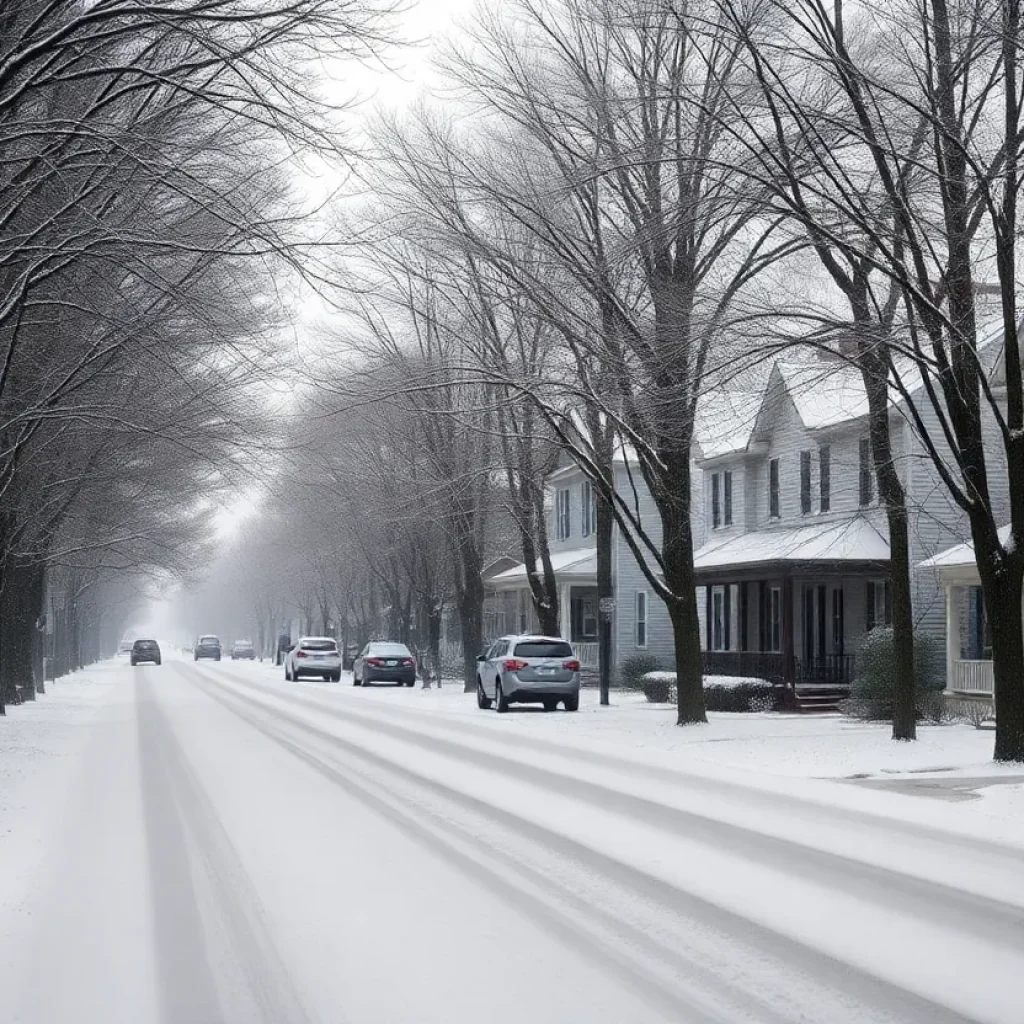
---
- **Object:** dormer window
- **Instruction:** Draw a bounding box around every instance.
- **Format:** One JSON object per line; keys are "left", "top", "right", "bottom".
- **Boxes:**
{"left": 556, "top": 488, "right": 571, "bottom": 539}
{"left": 711, "top": 470, "right": 733, "bottom": 529}
{"left": 800, "top": 451, "right": 812, "bottom": 515}
{"left": 581, "top": 480, "right": 595, "bottom": 537}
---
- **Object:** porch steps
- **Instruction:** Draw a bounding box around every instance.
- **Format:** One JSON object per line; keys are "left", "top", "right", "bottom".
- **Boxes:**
{"left": 792, "top": 685, "right": 849, "bottom": 713}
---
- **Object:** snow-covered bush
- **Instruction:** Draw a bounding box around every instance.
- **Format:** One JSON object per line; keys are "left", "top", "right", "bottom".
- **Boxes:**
{"left": 949, "top": 697, "right": 994, "bottom": 729}
{"left": 620, "top": 653, "right": 662, "bottom": 691}
{"left": 844, "top": 627, "right": 945, "bottom": 722}
{"left": 637, "top": 672, "right": 780, "bottom": 710}
{"left": 703, "top": 678, "right": 778, "bottom": 712}
{"left": 638, "top": 670, "right": 674, "bottom": 703}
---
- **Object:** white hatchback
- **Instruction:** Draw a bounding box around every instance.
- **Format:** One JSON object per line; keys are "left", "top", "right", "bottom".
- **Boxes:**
{"left": 284, "top": 637, "right": 342, "bottom": 682}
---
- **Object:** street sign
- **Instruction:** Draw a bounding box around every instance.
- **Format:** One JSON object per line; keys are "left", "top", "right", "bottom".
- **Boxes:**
{"left": 599, "top": 597, "right": 616, "bottom": 613}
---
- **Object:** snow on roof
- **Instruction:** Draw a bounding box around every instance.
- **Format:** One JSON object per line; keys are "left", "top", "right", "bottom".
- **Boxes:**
{"left": 695, "top": 390, "right": 760, "bottom": 460}
{"left": 693, "top": 516, "right": 890, "bottom": 570}
{"left": 490, "top": 547, "right": 597, "bottom": 584}
{"left": 919, "top": 525, "right": 1010, "bottom": 569}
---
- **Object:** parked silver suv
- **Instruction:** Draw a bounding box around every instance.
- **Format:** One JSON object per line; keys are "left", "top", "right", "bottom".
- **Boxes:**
{"left": 476, "top": 635, "right": 580, "bottom": 713}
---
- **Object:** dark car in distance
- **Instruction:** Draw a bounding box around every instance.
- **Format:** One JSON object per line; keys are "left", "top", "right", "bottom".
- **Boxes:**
{"left": 231, "top": 640, "right": 255, "bottom": 660}
{"left": 353, "top": 641, "right": 417, "bottom": 687}
{"left": 131, "top": 639, "right": 161, "bottom": 666}
{"left": 194, "top": 634, "right": 222, "bottom": 661}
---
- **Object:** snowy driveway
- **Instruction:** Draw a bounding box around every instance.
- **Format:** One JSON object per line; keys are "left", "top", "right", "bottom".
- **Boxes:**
{"left": 2, "top": 660, "right": 1023, "bottom": 1024}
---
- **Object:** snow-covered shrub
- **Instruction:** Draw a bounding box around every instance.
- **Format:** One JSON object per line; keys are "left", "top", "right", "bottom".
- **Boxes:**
{"left": 620, "top": 653, "right": 662, "bottom": 691}
{"left": 638, "top": 670, "right": 674, "bottom": 703}
{"left": 844, "top": 627, "right": 945, "bottom": 721}
{"left": 949, "top": 697, "right": 994, "bottom": 729}
{"left": 703, "top": 678, "right": 778, "bottom": 712}
{"left": 637, "top": 672, "right": 780, "bottom": 710}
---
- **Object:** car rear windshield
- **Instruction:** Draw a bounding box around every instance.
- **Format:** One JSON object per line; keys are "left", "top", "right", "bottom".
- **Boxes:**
{"left": 199, "top": 636, "right": 219, "bottom": 644}
{"left": 134, "top": 640, "right": 157, "bottom": 648}
{"left": 513, "top": 640, "right": 573, "bottom": 658}
{"left": 301, "top": 640, "right": 337, "bottom": 652}
{"left": 369, "top": 643, "right": 411, "bottom": 656}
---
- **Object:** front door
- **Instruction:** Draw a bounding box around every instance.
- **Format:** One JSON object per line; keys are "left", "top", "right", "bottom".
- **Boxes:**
{"left": 802, "top": 584, "right": 827, "bottom": 674}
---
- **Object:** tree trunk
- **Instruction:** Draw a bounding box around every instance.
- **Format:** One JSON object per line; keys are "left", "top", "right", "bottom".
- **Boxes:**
{"left": 595, "top": 487, "right": 614, "bottom": 705}
{"left": 660, "top": 474, "right": 706, "bottom": 724}
{"left": 459, "top": 572, "right": 485, "bottom": 693}
{"left": 861, "top": 348, "right": 917, "bottom": 740}
{"left": 980, "top": 558, "right": 1024, "bottom": 762}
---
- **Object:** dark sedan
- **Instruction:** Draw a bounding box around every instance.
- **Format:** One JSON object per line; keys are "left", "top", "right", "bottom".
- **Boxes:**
{"left": 131, "top": 639, "right": 161, "bottom": 666}
{"left": 194, "top": 634, "right": 221, "bottom": 661}
{"left": 353, "top": 642, "right": 417, "bottom": 687}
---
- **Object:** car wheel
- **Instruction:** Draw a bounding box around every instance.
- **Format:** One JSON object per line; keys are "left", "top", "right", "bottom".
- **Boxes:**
{"left": 331, "top": 671, "right": 341, "bottom": 682}
{"left": 284, "top": 664, "right": 291, "bottom": 681}
{"left": 215, "top": 655, "right": 221, "bottom": 662}
{"left": 130, "top": 659, "right": 136, "bottom": 667}
{"left": 405, "top": 680, "right": 415, "bottom": 687}
{"left": 155, "top": 659, "right": 161, "bottom": 666}
{"left": 564, "top": 694, "right": 580, "bottom": 712}
{"left": 496, "top": 679, "right": 509, "bottom": 714}
{"left": 353, "top": 674, "right": 361, "bottom": 686}
{"left": 477, "top": 679, "right": 492, "bottom": 709}
{"left": 543, "top": 699, "right": 557, "bottom": 712}
{"left": 193, "top": 655, "right": 198, "bottom": 661}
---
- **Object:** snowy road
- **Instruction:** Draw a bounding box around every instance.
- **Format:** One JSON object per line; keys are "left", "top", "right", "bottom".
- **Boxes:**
{"left": 3, "top": 661, "right": 1023, "bottom": 1024}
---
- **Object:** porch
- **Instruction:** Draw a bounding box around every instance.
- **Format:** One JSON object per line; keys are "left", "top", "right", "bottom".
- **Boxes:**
{"left": 693, "top": 516, "right": 892, "bottom": 692}
{"left": 484, "top": 547, "right": 601, "bottom": 671}
{"left": 921, "top": 537, "right": 995, "bottom": 698}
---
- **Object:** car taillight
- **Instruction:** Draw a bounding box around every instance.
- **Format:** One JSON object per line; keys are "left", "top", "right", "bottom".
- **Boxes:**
{"left": 504, "top": 658, "right": 528, "bottom": 672}
{"left": 402, "top": 658, "right": 414, "bottom": 667}
{"left": 366, "top": 657, "right": 384, "bottom": 667}
{"left": 563, "top": 659, "right": 581, "bottom": 671}
{"left": 295, "top": 650, "right": 307, "bottom": 659}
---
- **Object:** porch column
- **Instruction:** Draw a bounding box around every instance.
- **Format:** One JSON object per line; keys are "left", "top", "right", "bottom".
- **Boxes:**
{"left": 558, "top": 582, "right": 572, "bottom": 639}
{"left": 945, "top": 583, "right": 959, "bottom": 693}
{"left": 782, "top": 574, "right": 795, "bottom": 684}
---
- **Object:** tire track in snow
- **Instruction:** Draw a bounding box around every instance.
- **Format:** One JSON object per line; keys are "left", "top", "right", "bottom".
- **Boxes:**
{"left": 199, "top": 665, "right": 1024, "bottom": 945}
{"left": 137, "top": 674, "right": 317, "bottom": 1024}
{"left": 187, "top": 665, "right": 981, "bottom": 1024}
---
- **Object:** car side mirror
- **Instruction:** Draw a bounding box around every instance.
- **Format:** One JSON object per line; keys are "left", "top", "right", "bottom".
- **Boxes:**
{"left": 286, "top": 644, "right": 295, "bottom": 652}
{"left": 476, "top": 653, "right": 487, "bottom": 662}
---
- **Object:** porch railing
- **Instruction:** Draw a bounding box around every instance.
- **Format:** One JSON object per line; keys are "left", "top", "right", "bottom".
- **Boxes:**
{"left": 573, "top": 641, "right": 598, "bottom": 669}
{"left": 795, "top": 654, "right": 856, "bottom": 687}
{"left": 701, "top": 651, "right": 787, "bottom": 684}
{"left": 701, "top": 651, "right": 856, "bottom": 687}
{"left": 949, "top": 659, "right": 994, "bottom": 695}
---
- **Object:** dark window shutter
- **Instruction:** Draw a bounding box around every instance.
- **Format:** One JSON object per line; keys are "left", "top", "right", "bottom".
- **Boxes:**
{"left": 711, "top": 473, "right": 721, "bottom": 528}
{"left": 800, "top": 451, "right": 811, "bottom": 514}
{"left": 724, "top": 585, "right": 732, "bottom": 651}
{"left": 705, "top": 587, "right": 713, "bottom": 649}
{"left": 819, "top": 447, "right": 831, "bottom": 512}
{"left": 724, "top": 472, "right": 733, "bottom": 526}
{"left": 866, "top": 581, "right": 876, "bottom": 632}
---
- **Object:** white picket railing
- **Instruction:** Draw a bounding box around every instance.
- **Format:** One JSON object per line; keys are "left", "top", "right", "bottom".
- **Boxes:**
{"left": 574, "top": 642, "right": 598, "bottom": 669}
{"left": 949, "top": 660, "right": 994, "bottom": 695}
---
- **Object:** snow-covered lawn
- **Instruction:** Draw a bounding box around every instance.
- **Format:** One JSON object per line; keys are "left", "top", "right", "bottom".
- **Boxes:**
{"left": 326, "top": 673, "right": 1009, "bottom": 781}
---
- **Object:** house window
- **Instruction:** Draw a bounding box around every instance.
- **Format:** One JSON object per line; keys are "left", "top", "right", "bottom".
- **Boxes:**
{"left": 768, "top": 586, "right": 782, "bottom": 653}
{"left": 556, "top": 488, "right": 571, "bottom": 539}
{"left": 866, "top": 579, "right": 891, "bottom": 631}
{"left": 800, "top": 451, "right": 812, "bottom": 515}
{"left": 769, "top": 458, "right": 780, "bottom": 518}
{"left": 832, "top": 587, "right": 844, "bottom": 654}
{"left": 819, "top": 446, "right": 831, "bottom": 513}
{"left": 711, "top": 472, "right": 721, "bottom": 529}
{"left": 859, "top": 437, "right": 874, "bottom": 506}
{"left": 723, "top": 471, "right": 733, "bottom": 526}
{"left": 635, "top": 591, "right": 648, "bottom": 648}
{"left": 711, "top": 584, "right": 735, "bottom": 651}
{"left": 581, "top": 480, "right": 594, "bottom": 537}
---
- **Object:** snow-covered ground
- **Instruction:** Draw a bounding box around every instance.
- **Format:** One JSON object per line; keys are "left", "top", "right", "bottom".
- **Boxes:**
{"left": 1, "top": 656, "right": 1022, "bottom": 1023}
